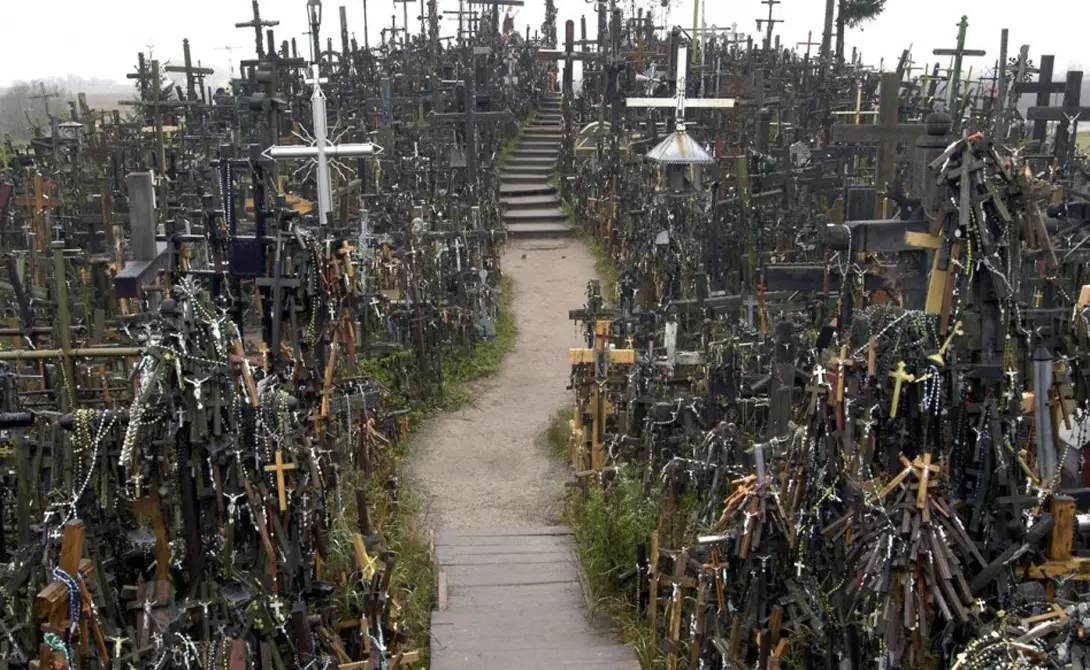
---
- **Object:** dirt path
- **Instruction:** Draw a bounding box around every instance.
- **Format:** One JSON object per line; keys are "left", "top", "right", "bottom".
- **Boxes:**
{"left": 409, "top": 239, "right": 596, "bottom": 530}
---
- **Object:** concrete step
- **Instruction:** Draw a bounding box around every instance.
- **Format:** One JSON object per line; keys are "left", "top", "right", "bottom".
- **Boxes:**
{"left": 499, "top": 181, "right": 556, "bottom": 196}
{"left": 505, "top": 154, "right": 557, "bottom": 165}
{"left": 523, "top": 126, "right": 563, "bottom": 136}
{"left": 501, "top": 194, "right": 562, "bottom": 209}
{"left": 499, "top": 172, "right": 554, "bottom": 185}
{"left": 503, "top": 207, "right": 568, "bottom": 223}
{"left": 519, "top": 139, "right": 560, "bottom": 149}
{"left": 506, "top": 221, "right": 574, "bottom": 238}
{"left": 501, "top": 163, "right": 554, "bottom": 175}
{"left": 510, "top": 147, "right": 559, "bottom": 157}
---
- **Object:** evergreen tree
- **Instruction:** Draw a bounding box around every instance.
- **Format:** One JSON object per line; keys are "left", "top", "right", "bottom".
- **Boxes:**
{"left": 835, "top": 0, "right": 887, "bottom": 62}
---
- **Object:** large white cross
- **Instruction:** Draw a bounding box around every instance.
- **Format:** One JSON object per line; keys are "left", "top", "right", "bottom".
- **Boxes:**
{"left": 626, "top": 45, "right": 736, "bottom": 133}
{"left": 264, "top": 65, "right": 384, "bottom": 224}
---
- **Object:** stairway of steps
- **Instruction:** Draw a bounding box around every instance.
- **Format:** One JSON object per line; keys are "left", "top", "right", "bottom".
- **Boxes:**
{"left": 498, "top": 93, "right": 573, "bottom": 239}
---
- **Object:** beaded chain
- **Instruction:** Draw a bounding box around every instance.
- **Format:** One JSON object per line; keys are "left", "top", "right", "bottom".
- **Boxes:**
{"left": 51, "top": 567, "right": 82, "bottom": 669}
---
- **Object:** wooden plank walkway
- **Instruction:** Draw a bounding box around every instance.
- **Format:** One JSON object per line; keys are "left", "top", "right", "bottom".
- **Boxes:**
{"left": 430, "top": 526, "right": 640, "bottom": 670}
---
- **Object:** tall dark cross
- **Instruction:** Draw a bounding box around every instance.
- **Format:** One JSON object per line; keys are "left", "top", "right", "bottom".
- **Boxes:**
{"left": 430, "top": 49, "right": 512, "bottom": 202}
{"left": 831, "top": 71, "right": 927, "bottom": 218}
{"left": 307, "top": 0, "right": 323, "bottom": 62}
{"left": 235, "top": 0, "right": 279, "bottom": 58}
{"left": 1026, "top": 70, "right": 1090, "bottom": 166}
{"left": 992, "top": 29, "right": 1010, "bottom": 138}
{"left": 28, "top": 83, "right": 60, "bottom": 118}
{"left": 820, "top": 0, "right": 835, "bottom": 62}
{"left": 755, "top": 0, "right": 782, "bottom": 52}
{"left": 392, "top": 0, "right": 413, "bottom": 46}
{"left": 126, "top": 52, "right": 152, "bottom": 101}
{"left": 796, "top": 31, "right": 819, "bottom": 60}
{"left": 1014, "top": 55, "right": 1066, "bottom": 143}
{"left": 894, "top": 49, "right": 916, "bottom": 81}
{"left": 164, "top": 39, "right": 215, "bottom": 103}
{"left": 796, "top": 30, "right": 820, "bottom": 87}
{"left": 931, "top": 14, "right": 985, "bottom": 127}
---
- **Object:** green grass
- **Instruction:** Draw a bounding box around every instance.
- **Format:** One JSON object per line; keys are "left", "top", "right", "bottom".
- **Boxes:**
{"left": 547, "top": 413, "right": 663, "bottom": 669}
{"left": 495, "top": 111, "right": 538, "bottom": 169}
{"left": 1078, "top": 131, "right": 1090, "bottom": 152}
{"left": 409, "top": 274, "right": 517, "bottom": 421}
{"left": 547, "top": 407, "right": 571, "bottom": 460}
{"left": 328, "top": 465, "right": 434, "bottom": 657}
{"left": 330, "top": 274, "right": 519, "bottom": 664}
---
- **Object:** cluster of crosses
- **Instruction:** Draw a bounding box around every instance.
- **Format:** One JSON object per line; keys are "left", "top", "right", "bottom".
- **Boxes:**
{"left": 0, "top": 1, "right": 561, "bottom": 669}
{"left": 549, "top": 3, "right": 1090, "bottom": 669}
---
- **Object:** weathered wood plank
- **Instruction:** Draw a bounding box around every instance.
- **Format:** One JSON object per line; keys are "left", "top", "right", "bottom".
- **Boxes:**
{"left": 436, "top": 538, "right": 574, "bottom": 558}
{"left": 435, "top": 532, "right": 575, "bottom": 549}
{"left": 436, "top": 526, "right": 571, "bottom": 542}
{"left": 446, "top": 582, "right": 584, "bottom": 609}
{"left": 437, "top": 550, "right": 575, "bottom": 566}
{"left": 446, "top": 562, "right": 578, "bottom": 587}
{"left": 431, "top": 647, "right": 640, "bottom": 670}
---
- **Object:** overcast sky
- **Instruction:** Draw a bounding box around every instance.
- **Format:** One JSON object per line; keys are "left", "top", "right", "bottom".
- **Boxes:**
{"left": 0, "top": 0, "right": 1083, "bottom": 88}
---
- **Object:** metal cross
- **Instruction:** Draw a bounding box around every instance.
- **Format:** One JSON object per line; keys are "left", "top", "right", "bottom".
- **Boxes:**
{"left": 263, "top": 65, "right": 383, "bottom": 225}
{"left": 626, "top": 45, "right": 736, "bottom": 133}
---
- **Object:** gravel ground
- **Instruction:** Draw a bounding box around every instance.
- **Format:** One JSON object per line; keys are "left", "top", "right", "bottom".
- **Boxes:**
{"left": 409, "top": 239, "right": 597, "bottom": 530}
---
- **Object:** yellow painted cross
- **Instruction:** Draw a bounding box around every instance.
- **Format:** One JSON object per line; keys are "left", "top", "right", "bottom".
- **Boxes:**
{"left": 264, "top": 450, "right": 297, "bottom": 511}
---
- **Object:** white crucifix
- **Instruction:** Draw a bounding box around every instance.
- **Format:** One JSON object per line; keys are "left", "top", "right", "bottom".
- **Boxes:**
{"left": 264, "top": 64, "right": 384, "bottom": 225}
{"left": 626, "top": 45, "right": 736, "bottom": 133}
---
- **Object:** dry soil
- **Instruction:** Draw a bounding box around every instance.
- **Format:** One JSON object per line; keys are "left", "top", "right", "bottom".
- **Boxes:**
{"left": 409, "top": 238, "right": 597, "bottom": 530}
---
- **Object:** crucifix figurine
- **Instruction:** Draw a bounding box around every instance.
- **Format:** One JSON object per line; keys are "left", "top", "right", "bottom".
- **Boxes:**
{"left": 887, "top": 361, "right": 916, "bottom": 418}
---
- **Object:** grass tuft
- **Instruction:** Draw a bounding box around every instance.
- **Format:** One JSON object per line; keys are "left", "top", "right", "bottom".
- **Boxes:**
{"left": 495, "top": 112, "right": 538, "bottom": 169}
{"left": 546, "top": 411, "right": 663, "bottom": 669}
{"left": 547, "top": 407, "right": 571, "bottom": 460}
{"left": 565, "top": 462, "right": 663, "bottom": 669}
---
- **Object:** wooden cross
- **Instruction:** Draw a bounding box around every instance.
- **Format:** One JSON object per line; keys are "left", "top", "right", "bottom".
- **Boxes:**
{"left": 234, "top": 0, "right": 280, "bottom": 58}
{"left": 755, "top": 0, "right": 783, "bottom": 51}
{"left": 28, "top": 83, "right": 61, "bottom": 118}
{"left": 1026, "top": 69, "right": 1090, "bottom": 166}
{"left": 163, "top": 39, "right": 215, "bottom": 102}
{"left": 1013, "top": 54, "right": 1066, "bottom": 143}
{"left": 568, "top": 319, "right": 634, "bottom": 473}
{"left": 831, "top": 72, "right": 926, "bottom": 218}
{"left": 34, "top": 521, "right": 108, "bottom": 668}
{"left": 796, "top": 31, "right": 820, "bottom": 62}
{"left": 1026, "top": 496, "right": 1090, "bottom": 599}
{"left": 264, "top": 450, "right": 296, "bottom": 511}
{"left": 931, "top": 15, "right": 986, "bottom": 115}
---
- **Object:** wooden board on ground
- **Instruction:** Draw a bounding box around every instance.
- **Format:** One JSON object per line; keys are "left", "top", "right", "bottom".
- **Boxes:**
{"left": 430, "top": 527, "right": 640, "bottom": 670}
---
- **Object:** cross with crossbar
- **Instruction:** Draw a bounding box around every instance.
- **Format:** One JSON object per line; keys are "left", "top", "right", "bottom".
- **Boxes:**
{"left": 263, "top": 65, "right": 383, "bottom": 225}
{"left": 626, "top": 45, "right": 736, "bottom": 133}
